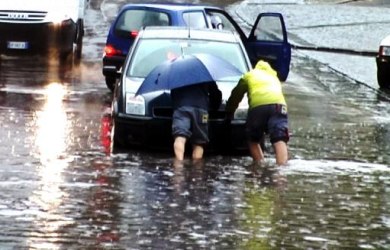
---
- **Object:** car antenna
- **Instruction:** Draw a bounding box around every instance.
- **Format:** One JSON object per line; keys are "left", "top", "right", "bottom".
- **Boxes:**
{"left": 187, "top": 9, "right": 191, "bottom": 39}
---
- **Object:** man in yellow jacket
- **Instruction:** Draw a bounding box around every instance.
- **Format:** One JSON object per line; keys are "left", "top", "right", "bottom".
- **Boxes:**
{"left": 226, "top": 60, "right": 289, "bottom": 166}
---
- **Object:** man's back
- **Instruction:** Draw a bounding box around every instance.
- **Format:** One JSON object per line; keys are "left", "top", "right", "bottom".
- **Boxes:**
{"left": 171, "top": 82, "right": 221, "bottom": 110}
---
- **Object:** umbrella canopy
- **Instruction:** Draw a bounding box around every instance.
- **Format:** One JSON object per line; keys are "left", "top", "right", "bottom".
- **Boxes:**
{"left": 135, "top": 53, "right": 243, "bottom": 96}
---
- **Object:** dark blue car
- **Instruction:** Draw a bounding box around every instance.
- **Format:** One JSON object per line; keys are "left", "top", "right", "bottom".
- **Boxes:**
{"left": 102, "top": 3, "right": 291, "bottom": 91}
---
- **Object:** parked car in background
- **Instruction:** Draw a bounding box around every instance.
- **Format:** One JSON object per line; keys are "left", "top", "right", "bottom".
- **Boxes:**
{"left": 377, "top": 34, "right": 390, "bottom": 89}
{"left": 110, "top": 27, "right": 258, "bottom": 152}
{"left": 102, "top": 3, "right": 290, "bottom": 91}
{"left": 0, "top": 0, "right": 88, "bottom": 60}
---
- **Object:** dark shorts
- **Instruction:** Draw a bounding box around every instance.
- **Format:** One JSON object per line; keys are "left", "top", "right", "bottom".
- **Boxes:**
{"left": 172, "top": 106, "right": 209, "bottom": 145}
{"left": 246, "top": 104, "right": 289, "bottom": 144}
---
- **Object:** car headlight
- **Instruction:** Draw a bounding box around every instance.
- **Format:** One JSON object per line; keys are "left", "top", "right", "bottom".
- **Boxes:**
{"left": 379, "top": 46, "right": 390, "bottom": 56}
{"left": 45, "top": 11, "right": 70, "bottom": 25}
{"left": 126, "top": 93, "right": 145, "bottom": 115}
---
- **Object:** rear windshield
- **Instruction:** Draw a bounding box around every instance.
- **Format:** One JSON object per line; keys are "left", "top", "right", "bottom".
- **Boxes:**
{"left": 114, "top": 10, "right": 170, "bottom": 38}
{"left": 126, "top": 38, "right": 248, "bottom": 80}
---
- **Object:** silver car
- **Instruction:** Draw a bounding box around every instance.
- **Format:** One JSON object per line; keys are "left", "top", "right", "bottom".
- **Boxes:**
{"left": 110, "top": 27, "right": 253, "bottom": 153}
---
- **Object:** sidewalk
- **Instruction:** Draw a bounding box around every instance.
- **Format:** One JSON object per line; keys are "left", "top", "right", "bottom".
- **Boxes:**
{"left": 228, "top": 0, "right": 390, "bottom": 88}
{"left": 231, "top": 0, "right": 390, "bottom": 52}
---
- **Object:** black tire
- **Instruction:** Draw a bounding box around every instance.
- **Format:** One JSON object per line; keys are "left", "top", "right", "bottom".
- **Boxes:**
{"left": 110, "top": 118, "right": 126, "bottom": 151}
{"left": 377, "top": 68, "right": 390, "bottom": 89}
{"left": 110, "top": 120, "right": 118, "bottom": 153}
{"left": 105, "top": 76, "right": 116, "bottom": 92}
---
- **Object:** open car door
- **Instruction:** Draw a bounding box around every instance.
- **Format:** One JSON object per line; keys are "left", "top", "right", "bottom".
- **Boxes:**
{"left": 204, "top": 8, "right": 291, "bottom": 82}
{"left": 246, "top": 13, "right": 291, "bottom": 82}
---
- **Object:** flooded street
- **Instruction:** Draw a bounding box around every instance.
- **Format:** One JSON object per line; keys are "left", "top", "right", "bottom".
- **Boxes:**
{"left": 0, "top": 0, "right": 389, "bottom": 249}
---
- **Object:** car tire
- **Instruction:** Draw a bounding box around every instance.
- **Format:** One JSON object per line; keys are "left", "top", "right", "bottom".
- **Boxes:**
{"left": 110, "top": 118, "right": 118, "bottom": 151}
{"left": 377, "top": 67, "right": 389, "bottom": 89}
{"left": 110, "top": 118, "right": 127, "bottom": 151}
{"left": 106, "top": 76, "right": 116, "bottom": 92}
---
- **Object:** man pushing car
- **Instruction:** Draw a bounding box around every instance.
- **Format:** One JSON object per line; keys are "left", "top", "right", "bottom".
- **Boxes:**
{"left": 225, "top": 60, "right": 290, "bottom": 166}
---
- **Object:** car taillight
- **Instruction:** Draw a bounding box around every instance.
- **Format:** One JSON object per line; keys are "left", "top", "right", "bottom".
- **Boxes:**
{"left": 104, "top": 45, "right": 122, "bottom": 57}
{"left": 130, "top": 30, "right": 139, "bottom": 38}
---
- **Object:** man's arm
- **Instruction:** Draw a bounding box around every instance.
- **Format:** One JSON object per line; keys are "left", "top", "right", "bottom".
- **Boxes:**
{"left": 225, "top": 77, "right": 247, "bottom": 116}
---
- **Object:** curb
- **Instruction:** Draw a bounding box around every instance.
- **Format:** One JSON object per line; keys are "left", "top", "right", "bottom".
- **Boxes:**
{"left": 292, "top": 45, "right": 377, "bottom": 57}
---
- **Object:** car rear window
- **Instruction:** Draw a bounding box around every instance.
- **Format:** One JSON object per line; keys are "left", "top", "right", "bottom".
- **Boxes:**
{"left": 114, "top": 10, "right": 170, "bottom": 38}
{"left": 127, "top": 38, "right": 248, "bottom": 79}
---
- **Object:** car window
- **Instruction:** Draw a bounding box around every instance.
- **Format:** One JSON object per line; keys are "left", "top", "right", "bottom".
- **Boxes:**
{"left": 206, "top": 11, "right": 237, "bottom": 32}
{"left": 253, "top": 16, "right": 284, "bottom": 42}
{"left": 182, "top": 11, "right": 207, "bottom": 29}
{"left": 127, "top": 38, "right": 248, "bottom": 80}
{"left": 114, "top": 10, "right": 170, "bottom": 38}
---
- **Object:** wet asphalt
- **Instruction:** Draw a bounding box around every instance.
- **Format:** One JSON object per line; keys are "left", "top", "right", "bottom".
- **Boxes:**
{"left": 0, "top": 0, "right": 389, "bottom": 249}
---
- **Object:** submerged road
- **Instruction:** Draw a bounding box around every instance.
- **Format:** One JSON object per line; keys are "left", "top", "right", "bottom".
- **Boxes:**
{"left": 0, "top": 0, "right": 389, "bottom": 249}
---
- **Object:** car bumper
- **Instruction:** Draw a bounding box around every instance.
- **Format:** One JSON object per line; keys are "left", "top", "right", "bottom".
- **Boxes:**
{"left": 114, "top": 114, "right": 247, "bottom": 153}
{"left": 102, "top": 55, "right": 126, "bottom": 77}
{"left": 0, "top": 20, "right": 76, "bottom": 55}
{"left": 114, "top": 114, "right": 173, "bottom": 150}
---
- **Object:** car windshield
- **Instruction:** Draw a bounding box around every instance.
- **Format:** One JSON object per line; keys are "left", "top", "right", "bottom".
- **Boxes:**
{"left": 126, "top": 38, "right": 248, "bottom": 80}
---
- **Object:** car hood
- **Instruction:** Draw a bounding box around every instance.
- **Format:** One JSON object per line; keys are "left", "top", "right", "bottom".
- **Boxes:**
{"left": 0, "top": 0, "right": 78, "bottom": 11}
{"left": 0, "top": 0, "right": 80, "bottom": 23}
{"left": 124, "top": 76, "right": 247, "bottom": 104}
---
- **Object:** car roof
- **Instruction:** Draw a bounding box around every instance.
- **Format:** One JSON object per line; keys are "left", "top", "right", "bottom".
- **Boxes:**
{"left": 120, "top": 2, "right": 222, "bottom": 12}
{"left": 139, "top": 27, "right": 242, "bottom": 43}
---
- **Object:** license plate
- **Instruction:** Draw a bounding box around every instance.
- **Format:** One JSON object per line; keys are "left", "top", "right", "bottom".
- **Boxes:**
{"left": 7, "top": 41, "right": 29, "bottom": 49}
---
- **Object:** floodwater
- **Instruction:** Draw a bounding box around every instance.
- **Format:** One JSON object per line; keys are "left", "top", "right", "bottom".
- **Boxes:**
{"left": 0, "top": 0, "right": 389, "bottom": 249}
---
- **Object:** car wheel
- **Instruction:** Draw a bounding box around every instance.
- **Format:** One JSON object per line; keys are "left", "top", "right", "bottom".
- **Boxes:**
{"left": 110, "top": 118, "right": 126, "bottom": 152}
{"left": 377, "top": 67, "right": 390, "bottom": 89}
{"left": 110, "top": 118, "right": 118, "bottom": 152}
{"left": 106, "top": 76, "right": 116, "bottom": 92}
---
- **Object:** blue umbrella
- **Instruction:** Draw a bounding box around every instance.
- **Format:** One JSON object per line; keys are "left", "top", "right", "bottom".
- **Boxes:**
{"left": 135, "top": 53, "right": 243, "bottom": 95}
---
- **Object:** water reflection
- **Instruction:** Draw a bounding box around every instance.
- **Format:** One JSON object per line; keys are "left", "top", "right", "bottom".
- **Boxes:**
{"left": 281, "top": 159, "right": 390, "bottom": 249}
{"left": 100, "top": 106, "right": 112, "bottom": 156}
{"left": 102, "top": 155, "right": 287, "bottom": 249}
{"left": 34, "top": 83, "right": 68, "bottom": 162}
{"left": 238, "top": 175, "right": 282, "bottom": 249}
{"left": 85, "top": 159, "right": 121, "bottom": 247}
{"left": 28, "top": 82, "right": 72, "bottom": 249}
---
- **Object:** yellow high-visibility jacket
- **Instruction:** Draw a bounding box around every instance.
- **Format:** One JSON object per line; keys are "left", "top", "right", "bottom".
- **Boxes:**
{"left": 226, "top": 60, "right": 286, "bottom": 113}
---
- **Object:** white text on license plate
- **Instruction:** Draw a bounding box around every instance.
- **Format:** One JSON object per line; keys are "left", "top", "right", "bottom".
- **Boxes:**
{"left": 7, "top": 41, "right": 29, "bottom": 49}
